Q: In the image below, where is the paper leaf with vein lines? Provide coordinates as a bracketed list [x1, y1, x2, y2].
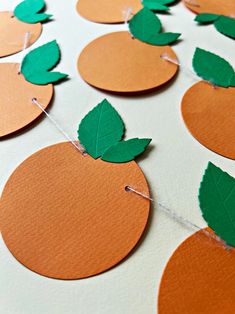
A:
[199, 162, 235, 247]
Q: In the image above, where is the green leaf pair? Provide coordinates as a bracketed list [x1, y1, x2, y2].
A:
[129, 8, 181, 46]
[78, 99, 152, 163]
[21, 40, 68, 85]
[14, 0, 52, 24]
[195, 14, 235, 40]
[199, 162, 235, 247]
[142, 0, 176, 12]
[193, 48, 235, 88]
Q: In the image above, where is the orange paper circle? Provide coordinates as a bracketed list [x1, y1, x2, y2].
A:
[158, 228, 235, 314]
[78, 31, 178, 93]
[183, 0, 235, 16]
[76, 0, 143, 23]
[0, 142, 150, 279]
[0, 63, 53, 137]
[181, 81, 235, 160]
[0, 12, 42, 57]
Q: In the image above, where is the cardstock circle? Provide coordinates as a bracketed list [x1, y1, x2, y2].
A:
[0, 12, 42, 58]
[0, 63, 53, 137]
[183, 0, 235, 16]
[181, 81, 235, 160]
[158, 228, 235, 314]
[0, 142, 150, 280]
[76, 0, 143, 23]
[78, 31, 178, 93]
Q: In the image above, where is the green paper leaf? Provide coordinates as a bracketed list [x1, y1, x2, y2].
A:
[195, 13, 219, 23]
[78, 99, 125, 159]
[148, 32, 181, 45]
[214, 16, 235, 39]
[101, 138, 152, 163]
[144, 0, 176, 6]
[193, 48, 235, 87]
[129, 8, 162, 41]
[143, 1, 169, 11]
[23, 72, 68, 85]
[129, 8, 180, 45]
[21, 40, 68, 85]
[199, 162, 235, 247]
[230, 74, 235, 87]
[14, 0, 52, 24]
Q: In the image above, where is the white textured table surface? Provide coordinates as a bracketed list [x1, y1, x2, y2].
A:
[0, 1, 235, 313]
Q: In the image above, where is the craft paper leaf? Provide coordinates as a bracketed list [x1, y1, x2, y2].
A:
[214, 16, 235, 39]
[78, 99, 125, 159]
[14, 0, 52, 23]
[129, 8, 162, 42]
[143, 0, 177, 10]
[101, 138, 151, 163]
[195, 13, 219, 23]
[23, 72, 67, 85]
[129, 8, 180, 45]
[148, 32, 181, 45]
[230, 74, 235, 87]
[21, 40, 68, 85]
[143, 1, 169, 11]
[199, 162, 235, 247]
[22, 40, 59, 72]
[193, 48, 235, 87]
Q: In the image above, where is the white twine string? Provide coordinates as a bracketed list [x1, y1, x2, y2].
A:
[18, 31, 31, 74]
[123, 6, 133, 24]
[161, 53, 199, 81]
[125, 186, 231, 250]
[160, 53, 219, 88]
[32, 98, 86, 155]
[123, 6, 134, 37]
[31, 100, 229, 250]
